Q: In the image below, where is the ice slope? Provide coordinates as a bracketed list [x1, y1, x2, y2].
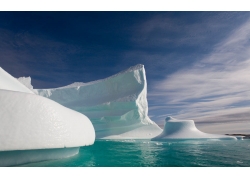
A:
[36, 64, 162, 139]
[0, 89, 95, 151]
[151, 116, 237, 140]
[0, 67, 34, 94]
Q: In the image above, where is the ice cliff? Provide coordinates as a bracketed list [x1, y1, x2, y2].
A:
[36, 64, 162, 139]
[0, 67, 95, 166]
[151, 116, 237, 140]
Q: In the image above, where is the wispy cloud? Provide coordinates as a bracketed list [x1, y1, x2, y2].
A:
[131, 12, 248, 49]
[148, 17, 250, 133]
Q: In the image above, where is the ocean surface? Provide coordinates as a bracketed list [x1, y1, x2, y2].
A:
[19, 139, 250, 167]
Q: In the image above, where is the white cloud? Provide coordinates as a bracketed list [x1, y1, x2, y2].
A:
[149, 18, 250, 133]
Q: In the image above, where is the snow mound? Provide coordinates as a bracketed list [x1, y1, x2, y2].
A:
[151, 116, 237, 140]
[36, 64, 162, 139]
[0, 147, 79, 167]
[0, 89, 95, 151]
[0, 67, 95, 166]
[0, 67, 34, 94]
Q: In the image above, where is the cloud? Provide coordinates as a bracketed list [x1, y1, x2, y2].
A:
[148, 18, 250, 133]
[131, 12, 249, 49]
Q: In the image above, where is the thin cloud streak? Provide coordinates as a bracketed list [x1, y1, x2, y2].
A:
[149, 18, 250, 133]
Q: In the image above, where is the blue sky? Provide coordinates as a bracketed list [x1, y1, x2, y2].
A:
[1, 12, 250, 133]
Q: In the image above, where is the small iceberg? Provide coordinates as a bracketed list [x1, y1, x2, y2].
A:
[235, 136, 244, 140]
[151, 116, 237, 141]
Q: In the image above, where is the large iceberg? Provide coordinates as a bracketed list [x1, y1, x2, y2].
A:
[151, 116, 237, 140]
[0, 67, 95, 166]
[36, 64, 162, 139]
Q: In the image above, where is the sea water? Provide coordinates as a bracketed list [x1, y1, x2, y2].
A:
[18, 139, 250, 167]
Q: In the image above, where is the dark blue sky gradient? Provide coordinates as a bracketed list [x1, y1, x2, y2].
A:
[1, 12, 250, 132]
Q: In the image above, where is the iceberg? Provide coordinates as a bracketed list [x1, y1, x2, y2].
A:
[0, 67, 95, 166]
[17, 76, 37, 94]
[0, 67, 34, 94]
[36, 64, 162, 139]
[151, 116, 237, 140]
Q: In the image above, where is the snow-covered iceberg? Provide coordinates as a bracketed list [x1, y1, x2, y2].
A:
[0, 67, 95, 166]
[151, 116, 237, 140]
[36, 64, 162, 139]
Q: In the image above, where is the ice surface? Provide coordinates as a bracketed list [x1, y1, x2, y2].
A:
[36, 64, 162, 139]
[0, 67, 95, 166]
[0, 67, 34, 94]
[151, 116, 237, 140]
[0, 89, 95, 151]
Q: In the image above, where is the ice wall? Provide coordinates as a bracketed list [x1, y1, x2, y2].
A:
[36, 64, 162, 139]
[152, 116, 237, 140]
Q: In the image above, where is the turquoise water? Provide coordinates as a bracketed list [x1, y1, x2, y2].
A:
[19, 139, 250, 167]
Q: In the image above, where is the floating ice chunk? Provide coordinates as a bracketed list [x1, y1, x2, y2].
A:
[151, 116, 237, 140]
[155, 142, 163, 145]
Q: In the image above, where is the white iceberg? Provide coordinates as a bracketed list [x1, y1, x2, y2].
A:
[17, 76, 37, 94]
[0, 67, 34, 94]
[36, 64, 162, 139]
[151, 116, 237, 140]
[0, 67, 95, 166]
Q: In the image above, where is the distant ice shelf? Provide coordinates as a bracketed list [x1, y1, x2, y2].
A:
[35, 64, 162, 139]
[151, 116, 237, 140]
[0, 67, 95, 166]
